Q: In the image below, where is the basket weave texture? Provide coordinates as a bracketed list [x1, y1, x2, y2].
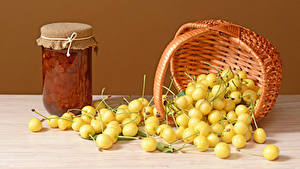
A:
[153, 19, 282, 120]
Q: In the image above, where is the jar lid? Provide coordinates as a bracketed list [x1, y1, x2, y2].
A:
[36, 22, 97, 55]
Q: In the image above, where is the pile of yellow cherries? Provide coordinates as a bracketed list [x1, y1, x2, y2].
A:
[28, 69, 279, 161]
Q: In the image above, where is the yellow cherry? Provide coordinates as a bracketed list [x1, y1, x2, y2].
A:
[242, 89, 258, 103]
[208, 110, 222, 124]
[221, 124, 235, 143]
[206, 73, 217, 87]
[232, 134, 246, 149]
[90, 119, 106, 133]
[243, 79, 255, 89]
[229, 91, 242, 104]
[103, 127, 120, 143]
[234, 121, 248, 135]
[28, 118, 42, 132]
[175, 126, 185, 139]
[79, 124, 95, 139]
[238, 113, 251, 125]
[235, 105, 248, 116]
[197, 74, 206, 82]
[188, 108, 203, 119]
[224, 99, 236, 112]
[96, 134, 113, 149]
[192, 87, 207, 101]
[122, 123, 138, 137]
[199, 100, 213, 115]
[176, 114, 189, 128]
[182, 127, 197, 143]
[145, 123, 158, 136]
[156, 124, 171, 135]
[253, 128, 266, 144]
[141, 137, 157, 152]
[194, 121, 211, 137]
[185, 85, 196, 96]
[102, 110, 115, 124]
[145, 116, 160, 126]
[161, 127, 177, 143]
[226, 111, 237, 123]
[175, 96, 188, 109]
[47, 115, 59, 128]
[214, 142, 231, 159]
[263, 144, 279, 161]
[244, 130, 252, 142]
[128, 99, 143, 112]
[93, 101, 106, 110]
[188, 117, 201, 129]
[194, 135, 209, 152]
[138, 97, 149, 107]
[213, 98, 225, 110]
[58, 118, 72, 130]
[237, 70, 247, 79]
[72, 118, 85, 132]
[115, 108, 130, 123]
[221, 68, 234, 82]
[228, 78, 241, 91]
[207, 133, 220, 148]
[211, 84, 226, 98]
[81, 114, 92, 124]
[130, 113, 141, 125]
[82, 106, 96, 117]
[211, 122, 223, 134]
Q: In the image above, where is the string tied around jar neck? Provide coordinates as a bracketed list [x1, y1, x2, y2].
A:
[40, 32, 94, 57]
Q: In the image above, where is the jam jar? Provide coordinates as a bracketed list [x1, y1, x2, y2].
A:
[37, 22, 97, 116]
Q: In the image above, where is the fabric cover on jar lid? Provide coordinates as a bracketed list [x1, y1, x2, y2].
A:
[36, 22, 97, 56]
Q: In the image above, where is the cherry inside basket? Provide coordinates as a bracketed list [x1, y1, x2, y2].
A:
[153, 19, 282, 121]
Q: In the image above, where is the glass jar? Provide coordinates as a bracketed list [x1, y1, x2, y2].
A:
[42, 47, 92, 116]
[37, 22, 97, 116]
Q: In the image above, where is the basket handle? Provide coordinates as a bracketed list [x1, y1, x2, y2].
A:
[175, 22, 241, 38]
[153, 28, 209, 121]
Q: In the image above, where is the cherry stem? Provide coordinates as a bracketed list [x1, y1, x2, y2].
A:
[181, 146, 214, 153]
[163, 86, 176, 96]
[122, 96, 130, 104]
[89, 134, 96, 142]
[171, 131, 200, 146]
[166, 103, 178, 129]
[209, 84, 227, 103]
[97, 111, 104, 133]
[121, 115, 138, 127]
[171, 113, 178, 129]
[102, 98, 114, 112]
[170, 103, 190, 120]
[147, 96, 154, 106]
[142, 106, 148, 137]
[249, 101, 258, 129]
[101, 88, 106, 95]
[201, 61, 221, 71]
[116, 111, 139, 115]
[165, 107, 169, 125]
[142, 74, 146, 98]
[68, 109, 93, 118]
[237, 149, 263, 157]
[118, 136, 140, 140]
[184, 70, 195, 82]
[164, 77, 174, 96]
[31, 109, 73, 122]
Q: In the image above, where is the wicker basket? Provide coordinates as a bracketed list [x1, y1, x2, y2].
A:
[153, 19, 282, 121]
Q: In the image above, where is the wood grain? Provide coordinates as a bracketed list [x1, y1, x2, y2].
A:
[0, 95, 299, 169]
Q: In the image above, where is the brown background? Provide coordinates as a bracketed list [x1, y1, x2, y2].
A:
[0, 0, 299, 95]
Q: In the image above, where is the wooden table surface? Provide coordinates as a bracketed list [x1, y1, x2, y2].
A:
[0, 95, 300, 169]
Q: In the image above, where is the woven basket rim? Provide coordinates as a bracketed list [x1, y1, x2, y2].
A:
[153, 19, 282, 122]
